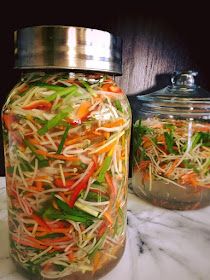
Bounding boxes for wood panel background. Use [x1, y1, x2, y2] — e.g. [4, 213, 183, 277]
[0, 4, 210, 175]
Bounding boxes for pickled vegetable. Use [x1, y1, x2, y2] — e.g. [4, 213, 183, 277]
[132, 117, 210, 210]
[2, 72, 131, 279]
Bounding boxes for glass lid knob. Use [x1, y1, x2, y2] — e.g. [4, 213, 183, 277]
[171, 70, 198, 88]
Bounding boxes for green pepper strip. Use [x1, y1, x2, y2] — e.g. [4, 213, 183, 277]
[80, 81, 94, 93]
[33, 82, 69, 91]
[114, 100, 123, 112]
[34, 84, 78, 102]
[19, 158, 34, 172]
[97, 156, 112, 183]
[23, 138, 45, 160]
[33, 251, 58, 265]
[57, 124, 71, 154]
[86, 191, 108, 202]
[43, 207, 92, 224]
[56, 198, 96, 219]
[46, 86, 78, 102]
[37, 109, 70, 136]
[7, 166, 14, 174]
[89, 231, 107, 257]
[164, 131, 177, 154]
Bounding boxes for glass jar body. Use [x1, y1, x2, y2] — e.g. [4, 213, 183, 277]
[2, 71, 131, 279]
[132, 107, 210, 210]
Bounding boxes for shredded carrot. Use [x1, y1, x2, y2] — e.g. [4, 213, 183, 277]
[35, 181, 44, 190]
[98, 222, 107, 237]
[139, 160, 150, 170]
[103, 211, 113, 225]
[67, 252, 75, 261]
[165, 159, 180, 177]
[26, 176, 48, 183]
[92, 252, 102, 273]
[2, 114, 14, 130]
[101, 83, 112, 91]
[103, 119, 124, 128]
[142, 171, 150, 182]
[28, 138, 40, 145]
[142, 136, 153, 148]
[58, 192, 69, 204]
[65, 133, 98, 146]
[12, 236, 47, 249]
[95, 140, 117, 155]
[180, 172, 199, 187]
[105, 173, 117, 199]
[76, 100, 91, 120]
[156, 135, 165, 143]
[36, 150, 79, 161]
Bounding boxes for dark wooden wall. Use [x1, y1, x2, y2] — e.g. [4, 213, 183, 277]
[0, 4, 210, 175]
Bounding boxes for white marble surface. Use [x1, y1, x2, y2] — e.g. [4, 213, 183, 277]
[1, 177, 210, 280]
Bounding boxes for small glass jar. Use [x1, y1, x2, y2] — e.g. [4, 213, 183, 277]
[2, 26, 131, 280]
[132, 71, 210, 210]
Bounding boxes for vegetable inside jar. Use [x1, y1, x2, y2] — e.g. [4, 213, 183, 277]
[2, 26, 131, 280]
[132, 71, 210, 210]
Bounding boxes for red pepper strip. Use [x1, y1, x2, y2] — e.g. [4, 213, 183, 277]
[68, 181, 87, 208]
[68, 161, 97, 207]
[54, 178, 76, 188]
[22, 100, 52, 111]
[105, 172, 117, 200]
[66, 118, 81, 126]
[32, 214, 51, 231]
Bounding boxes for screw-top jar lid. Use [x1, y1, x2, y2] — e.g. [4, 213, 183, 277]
[137, 71, 210, 117]
[14, 25, 122, 75]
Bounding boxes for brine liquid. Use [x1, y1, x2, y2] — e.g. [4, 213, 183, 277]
[133, 172, 210, 210]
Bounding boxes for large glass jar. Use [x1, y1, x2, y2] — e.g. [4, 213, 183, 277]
[132, 71, 210, 210]
[2, 26, 131, 280]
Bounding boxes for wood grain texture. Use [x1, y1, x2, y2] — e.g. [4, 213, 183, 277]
[0, 9, 210, 175]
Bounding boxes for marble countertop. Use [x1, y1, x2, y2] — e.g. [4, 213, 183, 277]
[1, 177, 210, 280]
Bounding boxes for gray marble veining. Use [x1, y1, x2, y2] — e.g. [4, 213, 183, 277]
[0, 177, 210, 280]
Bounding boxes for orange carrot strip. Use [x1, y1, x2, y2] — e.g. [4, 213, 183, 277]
[2, 114, 15, 130]
[12, 235, 47, 249]
[36, 150, 79, 161]
[76, 100, 91, 120]
[165, 159, 180, 177]
[103, 211, 113, 225]
[180, 172, 199, 187]
[95, 141, 117, 155]
[67, 252, 75, 261]
[103, 119, 124, 128]
[105, 173, 117, 199]
[98, 222, 107, 237]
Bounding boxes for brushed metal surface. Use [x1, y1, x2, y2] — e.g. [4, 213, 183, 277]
[14, 25, 122, 74]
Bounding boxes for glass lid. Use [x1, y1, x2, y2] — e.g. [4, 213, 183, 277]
[137, 71, 210, 116]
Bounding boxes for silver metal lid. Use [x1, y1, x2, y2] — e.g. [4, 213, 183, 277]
[14, 25, 122, 75]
